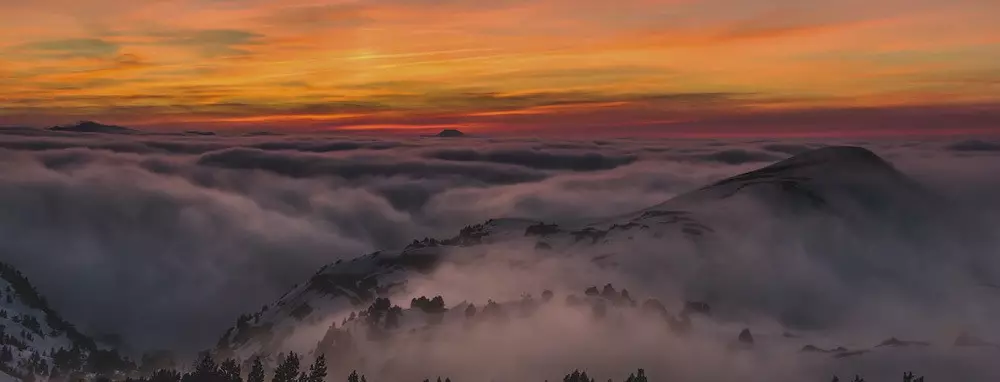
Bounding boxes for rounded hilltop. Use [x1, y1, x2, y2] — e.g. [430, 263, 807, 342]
[775, 146, 891, 169]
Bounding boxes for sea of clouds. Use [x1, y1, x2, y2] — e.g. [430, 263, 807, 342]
[0, 128, 998, 362]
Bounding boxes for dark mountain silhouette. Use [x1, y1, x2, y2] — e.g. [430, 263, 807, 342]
[661, 146, 926, 211]
[184, 130, 217, 136]
[435, 129, 465, 137]
[48, 121, 138, 134]
[243, 131, 282, 137]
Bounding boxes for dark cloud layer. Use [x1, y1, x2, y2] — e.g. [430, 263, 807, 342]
[761, 143, 820, 155]
[197, 148, 548, 184]
[0, 131, 997, 356]
[698, 148, 783, 164]
[422, 148, 637, 171]
[946, 139, 1000, 152]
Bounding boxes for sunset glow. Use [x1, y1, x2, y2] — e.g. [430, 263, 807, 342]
[2, 0, 999, 134]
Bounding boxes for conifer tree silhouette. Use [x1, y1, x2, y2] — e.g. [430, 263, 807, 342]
[219, 358, 242, 382]
[247, 358, 265, 382]
[272, 352, 300, 382]
[305, 355, 327, 382]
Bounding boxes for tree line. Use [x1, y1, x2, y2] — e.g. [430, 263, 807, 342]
[120, 352, 924, 382]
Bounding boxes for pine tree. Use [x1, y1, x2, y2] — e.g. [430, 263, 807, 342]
[247, 358, 265, 382]
[564, 370, 595, 382]
[624, 369, 647, 382]
[464, 304, 476, 319]
[150, 369, 182, 382]
[430, 296, 445, 313]
[305, 355, 327, 382]
[346, 371, 359, 382]
[482, 300, 507, 321]
[601, 284, 617, 301]
[188, 352, 219, 382]
[272, 352, 301, 382]
[0, 346, 12, 363]
[619, 289, 633, 305]
[385, 306, 402, 329]
[38, 358, 49, 376]
[220, 358, 242, 382]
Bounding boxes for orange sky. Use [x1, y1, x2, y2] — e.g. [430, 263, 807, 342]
[1, 0, 999, 135]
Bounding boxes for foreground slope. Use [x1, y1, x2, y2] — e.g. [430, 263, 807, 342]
[0, 262, 131, 380]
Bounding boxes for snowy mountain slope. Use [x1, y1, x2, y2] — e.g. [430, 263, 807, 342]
[0, 262, 132, 380]
[215, 146, 998, 376]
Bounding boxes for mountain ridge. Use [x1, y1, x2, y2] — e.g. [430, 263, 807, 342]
[48, 121, 138, 135]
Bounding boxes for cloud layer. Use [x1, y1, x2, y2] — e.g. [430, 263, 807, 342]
[0, 130, 998, 358]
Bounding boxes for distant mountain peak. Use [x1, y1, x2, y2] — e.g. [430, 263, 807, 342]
[48, 121, 137, 134]
[435, 129, 465, 137]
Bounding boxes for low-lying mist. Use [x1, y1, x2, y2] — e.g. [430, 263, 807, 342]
[252, 147, 1000, 381]
[0, 129, 998, 378]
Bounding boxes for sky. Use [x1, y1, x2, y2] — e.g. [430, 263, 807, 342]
[1, 0, 999, 135]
